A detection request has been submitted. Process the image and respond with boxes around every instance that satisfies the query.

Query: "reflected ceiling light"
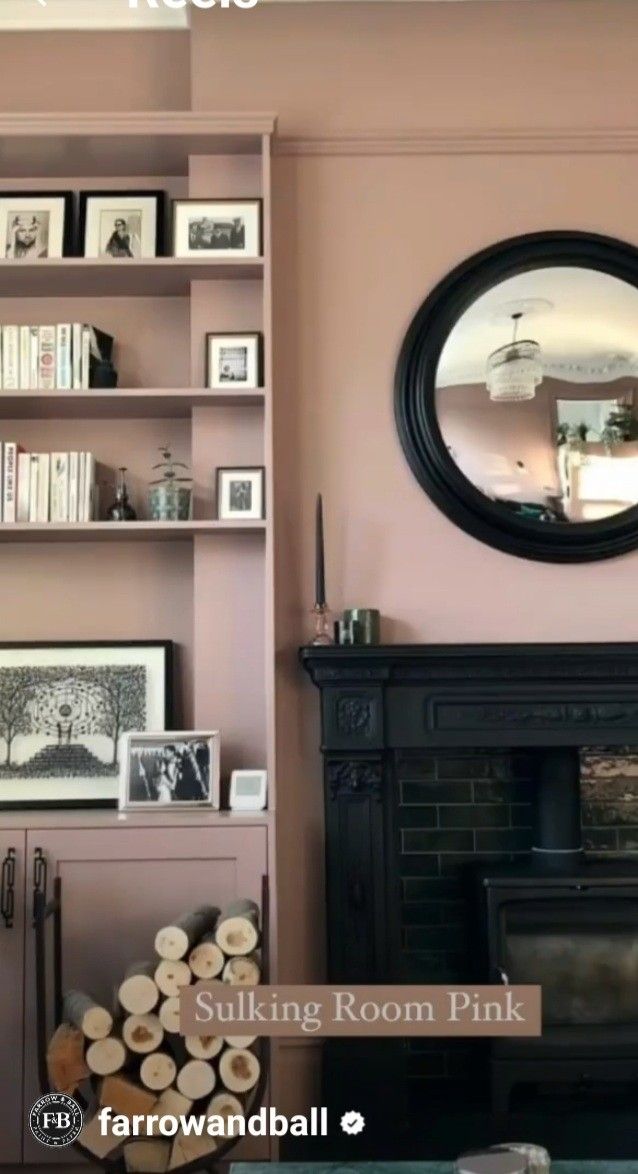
[486,312,543,402]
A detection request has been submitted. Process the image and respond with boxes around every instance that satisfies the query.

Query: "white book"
[28,453,38,522]
[72,323,83,391]
[16,452,30,522]
[81,326,91,391]
[19,326,30,391]
[78,452,86,523]
[83,452,96,522]
[36,453,50,523]
[56,324,72,390]
[38,326,56,391]
[28,326,39,392]
[68,452,79,523]
[50,452,69,523]
[0,445,3,521]
[0,330,3,392]
[3,442,19,523]
[2,326,19,391]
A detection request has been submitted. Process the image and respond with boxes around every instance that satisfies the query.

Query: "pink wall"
[190,0,638,983]
[0,30,189,111]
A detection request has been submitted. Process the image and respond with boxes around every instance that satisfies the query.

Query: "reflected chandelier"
[486,311,543,402]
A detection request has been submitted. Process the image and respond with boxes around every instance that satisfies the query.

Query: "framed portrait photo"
[207,332,263,391]
[172,199,262,260]
[0,640,173,809]
[79,190,165,259]
[216,466,265,522]
[0,192,73,260]
[120,731,220,812]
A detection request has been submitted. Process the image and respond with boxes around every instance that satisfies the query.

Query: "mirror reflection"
[436,267,638,523]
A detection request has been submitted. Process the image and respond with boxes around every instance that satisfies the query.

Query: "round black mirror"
[395,231,638,561]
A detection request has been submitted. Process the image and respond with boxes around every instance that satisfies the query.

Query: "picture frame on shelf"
[206,332,263,391]
[229,769,267,811]
[172,199,262,260]
[119,731,220,812]
[0,640,173,810]
[216,466,265,522]
[79,190,166,259]
[0,192,73,260]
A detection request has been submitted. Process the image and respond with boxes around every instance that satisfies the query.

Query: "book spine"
[84,453,95,522]
[72,323,83,391]
[38,326,56,391]
[16,452,30,522]
[50,452,69,523]
[19,326,30,391]
[56,324,72,391]
[68,452,79,523]
[2,327,19,391]
[0,445,4,522]
[28,327,39,392]
[28,454,38,522]
[78,452,86,523]
[3,442,18,523]
[81,326,91,391]
[36,454,50,523]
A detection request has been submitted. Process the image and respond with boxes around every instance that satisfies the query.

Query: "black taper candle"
[315,493,326,607]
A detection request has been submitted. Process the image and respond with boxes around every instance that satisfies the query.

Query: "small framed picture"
[230,769,267,812]
[120,731,220,812]
[0,192,73,259]
[79,190,165,259]
[207,332,263,391]
[173,199,262,259]
[216,467,265,522]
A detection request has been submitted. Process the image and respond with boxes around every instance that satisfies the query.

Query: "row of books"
[0,324,114,392]
[0,444,98,523]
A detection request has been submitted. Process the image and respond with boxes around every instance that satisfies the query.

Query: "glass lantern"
[148,446,193,522]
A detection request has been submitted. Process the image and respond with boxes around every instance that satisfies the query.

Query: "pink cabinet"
[0,815,270,1167]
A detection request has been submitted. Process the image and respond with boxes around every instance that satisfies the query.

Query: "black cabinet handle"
[1,848,16,929]
[32,847,48,924]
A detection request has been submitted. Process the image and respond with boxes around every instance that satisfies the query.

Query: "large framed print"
[0,192,73,259]
[0,641,173,809]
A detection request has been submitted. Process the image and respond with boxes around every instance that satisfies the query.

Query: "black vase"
[92,360,118,389]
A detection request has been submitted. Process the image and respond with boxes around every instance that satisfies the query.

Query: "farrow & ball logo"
[29,1094,83,1148]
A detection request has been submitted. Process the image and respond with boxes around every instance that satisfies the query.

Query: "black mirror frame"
[394,230,638,563]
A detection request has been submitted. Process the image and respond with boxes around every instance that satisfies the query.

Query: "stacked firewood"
[46,900,262,1172]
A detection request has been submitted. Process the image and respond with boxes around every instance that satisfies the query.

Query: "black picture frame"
[395,230,638,563]
[0,640,174,810]
[77,190,166,258]
[216,466,266,520]
[0,191,74,258]
[205,331,264,390]
[171,198,263,258]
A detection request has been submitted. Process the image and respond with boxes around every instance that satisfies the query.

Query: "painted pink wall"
[0,30,189,111]
[190,0,638,984]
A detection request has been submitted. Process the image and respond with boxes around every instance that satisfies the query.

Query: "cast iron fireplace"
[301,643,638,1139]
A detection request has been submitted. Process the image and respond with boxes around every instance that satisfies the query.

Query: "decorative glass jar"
[147,447,193,522]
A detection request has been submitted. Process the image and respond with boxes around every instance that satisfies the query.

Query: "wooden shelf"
[0,520,266,543]
[0,388,266,419]
[0,112,276,177]
[0,258,263,297]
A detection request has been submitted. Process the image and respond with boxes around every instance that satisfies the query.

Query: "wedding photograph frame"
[0,640,173,810]
[119,730,220,812]
[172,199,262,259]
[79,190,165,259]
[0,192,74,260]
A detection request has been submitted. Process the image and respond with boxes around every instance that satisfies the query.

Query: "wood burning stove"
[301,643,638,1134]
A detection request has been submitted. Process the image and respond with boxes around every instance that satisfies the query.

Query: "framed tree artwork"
[0,641,173,809]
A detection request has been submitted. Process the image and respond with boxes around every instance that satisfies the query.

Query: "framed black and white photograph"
[206,332,263,391]
[0,641,172,809]
[120,731,220,812]
[79,191,165,259]
[172,199,262,260]
[0,192,73,259]
[216,466,265,521]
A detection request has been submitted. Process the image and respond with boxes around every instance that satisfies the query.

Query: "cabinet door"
[23,824,267,1165]
[0,830,25,1165]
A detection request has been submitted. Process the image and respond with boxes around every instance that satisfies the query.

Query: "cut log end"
[158,997,180,1035]
[184,1033,223,1061]
[188,936,225,980]
[86,1036,127,1077]
[168,1132,217,1170]
[119,969,159,1016]
[124,1139,171,1173]
[46,1023,90,1095]
[215,901,260,957]
[222,953,261,986]
[207,1091,245,1137]
[140,1052,177,1093]
[155,906,220,962]
[63,989,113,1041]
[218,1047,260,1093]
[122,1014,164,1055]
[154,959,191,999]
[176,1058,216,1101]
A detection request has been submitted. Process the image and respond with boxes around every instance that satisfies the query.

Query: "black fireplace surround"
[301,643,638,1139]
